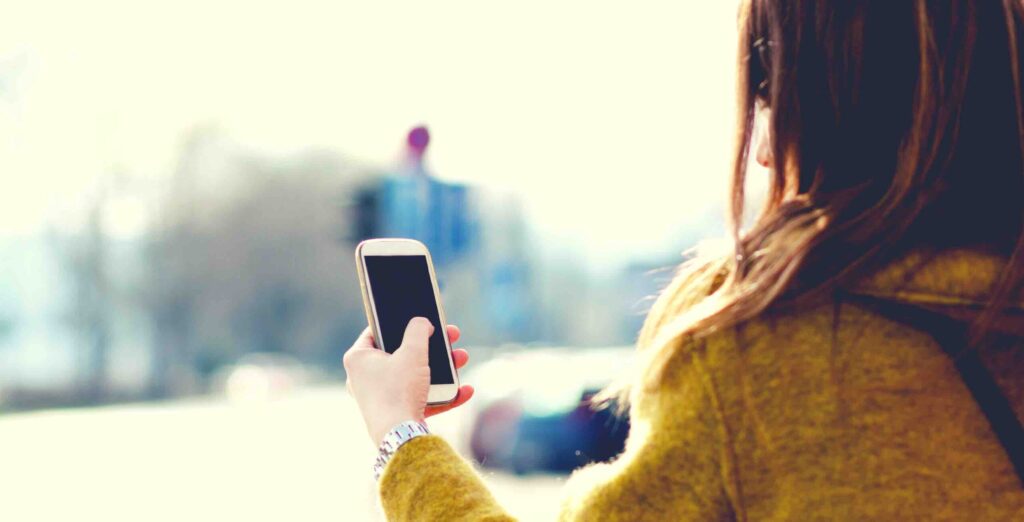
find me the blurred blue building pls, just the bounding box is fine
[350,125,538,344]
[376,175,475,267]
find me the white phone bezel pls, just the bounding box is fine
[355,238,459,405]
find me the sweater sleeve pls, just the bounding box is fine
[378,434,517,521]
[378,348,734,522]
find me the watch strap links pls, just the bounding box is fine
[373,420,430,481]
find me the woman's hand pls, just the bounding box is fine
[343,317,475,446]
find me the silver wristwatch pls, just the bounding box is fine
[372,420,431,481]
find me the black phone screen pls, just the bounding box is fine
[364,255,455,384]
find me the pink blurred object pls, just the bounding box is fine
[405,125,431,176]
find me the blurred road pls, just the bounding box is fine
[0,387,565,521]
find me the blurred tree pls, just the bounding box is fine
[53,194,113,403]
[143,128,371,397]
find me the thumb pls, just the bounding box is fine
[396,317,434,363]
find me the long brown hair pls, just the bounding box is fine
[603,0,1024,405]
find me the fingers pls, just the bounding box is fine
[350,321,458,368]
[358,324,455,348]
[447,326,466,369]
[424,385,475,418]
[446,325,461,344]
[451,348,469,370]
[343,327,378,373]
[356,327,376,349]
[396,317,434,362]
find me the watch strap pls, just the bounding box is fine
[372,420,430,481]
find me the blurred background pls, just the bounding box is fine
[0,1,742,520]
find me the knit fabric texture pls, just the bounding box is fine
[379,249,1024,521]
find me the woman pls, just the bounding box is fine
[344,0,1024,519]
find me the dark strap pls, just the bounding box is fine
[845,294,1024,487]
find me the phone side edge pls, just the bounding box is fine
[423,246,460,405]
[354,245,384,352]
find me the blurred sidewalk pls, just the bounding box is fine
[0,386,564,521]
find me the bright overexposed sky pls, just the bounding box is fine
[0,0,740,266]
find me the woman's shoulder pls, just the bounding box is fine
[642,247,1021,414]
[649,247,1020,369]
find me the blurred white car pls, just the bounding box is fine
[212,353,318,403]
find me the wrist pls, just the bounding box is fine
[372,419,430,481]
[372,411,424,446]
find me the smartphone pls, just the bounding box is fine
[355,238,459,405]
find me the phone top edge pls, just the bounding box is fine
[357,238,430,256]
[357,238,427,247]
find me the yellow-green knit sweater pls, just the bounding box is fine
[379,250,1024,520]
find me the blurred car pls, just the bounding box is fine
[464,347,633,474]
